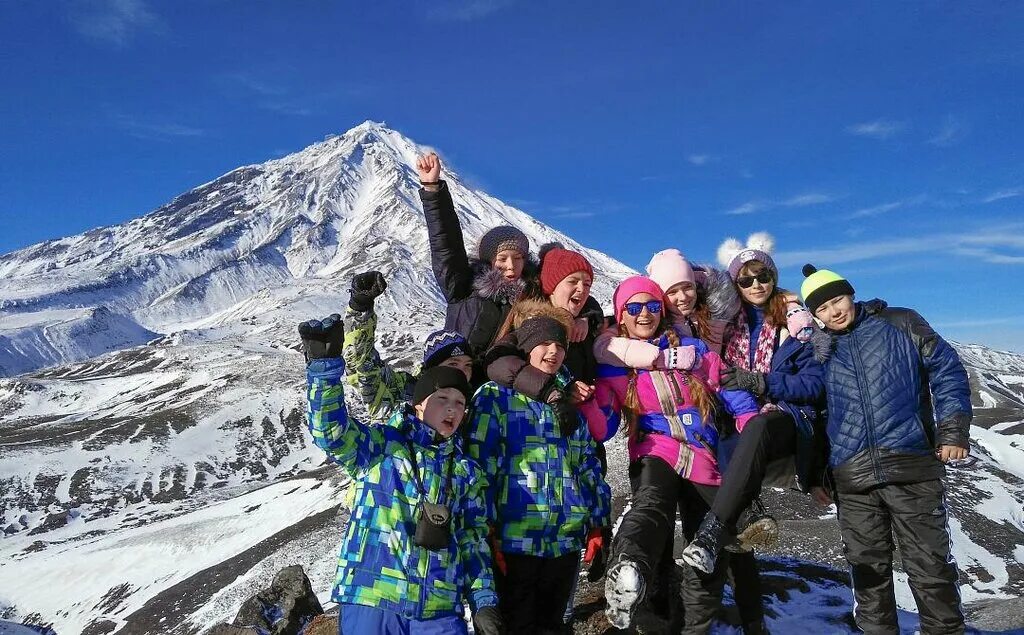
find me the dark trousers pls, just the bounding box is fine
[496,551,579,633]
[835,480,964,635]
[615,457,728,634]
[712,411,797,524]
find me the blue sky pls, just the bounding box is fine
[2,1,1023,351]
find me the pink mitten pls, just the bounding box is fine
[786,302,814,343]
[654,345,699,371]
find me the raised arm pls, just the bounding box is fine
[342,271,415,419]
[300,316,391,475]
[417,153,474,303]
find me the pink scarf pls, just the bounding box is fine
[724,309,777,374]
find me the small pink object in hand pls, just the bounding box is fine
[655,345,699,371]
[786,303,814,343]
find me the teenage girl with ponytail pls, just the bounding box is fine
[582,276,759,633]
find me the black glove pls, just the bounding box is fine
[349,271,387,312]
[297,314,344,362]
[472,605,504,635]
[587,525,614,582]
[721,366,766,397]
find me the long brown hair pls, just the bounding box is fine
[619,323,718,441]
[738,261,788,327]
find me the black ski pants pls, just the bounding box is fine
[835,479,964,635]
[495,551,579,634]
[711,411,797,524]
[615,456,728,634]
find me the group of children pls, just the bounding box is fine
[299,152,974,635]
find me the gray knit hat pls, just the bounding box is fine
[478,226,530,263]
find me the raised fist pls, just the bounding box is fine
[349,271,387,312]
[298,314,344,362]
[416,152,442,184]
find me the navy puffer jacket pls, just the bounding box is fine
[820,299,972,493]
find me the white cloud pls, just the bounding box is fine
[687,154,712,166]
[69,0,159,47]
[782,193,834,207]
[933,316,1024,329]
[724,201,765,215]
[427,0,513,21]
[928,115,967,147]
[983,188,1022,203]
[851,201,903,218]
[776,223,1024,268]
[846,119,905,139]
[724,192,833,215]
[112,113,205,140]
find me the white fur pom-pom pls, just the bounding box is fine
[746,231,775,255]
[717,238,744,268]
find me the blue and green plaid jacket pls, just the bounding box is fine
[466,370,612,558]
[306,357,497,619]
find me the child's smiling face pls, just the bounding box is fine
[528,341,566,374]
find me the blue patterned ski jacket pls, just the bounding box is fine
[306,357,497,619]
[465,370,612,558]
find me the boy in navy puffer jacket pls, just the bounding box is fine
[801,265,971,635]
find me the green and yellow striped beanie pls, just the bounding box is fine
[801,264,855,314]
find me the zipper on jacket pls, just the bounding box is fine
[849,328,882,483]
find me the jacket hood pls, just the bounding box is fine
[507,298,575,334]
[696,265,741,322]
[470,257,540,303]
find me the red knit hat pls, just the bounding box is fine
[540,247,594,295]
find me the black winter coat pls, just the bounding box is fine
[420,182,540,361]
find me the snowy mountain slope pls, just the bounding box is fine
[0,307,157,377]
[0,122,1022,634]
[0,121,632,376]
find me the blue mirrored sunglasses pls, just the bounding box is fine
[624,300,662,316]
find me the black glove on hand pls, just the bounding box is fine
[472,605,504,635]
[720,366,767,397]
[297,314,344,362]
[349,271,387,312]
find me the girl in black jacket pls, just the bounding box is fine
[417,153,540,372]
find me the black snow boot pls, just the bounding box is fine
[680,513,726,574]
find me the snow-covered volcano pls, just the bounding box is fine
[0,122,1022,635]
[0,120,633,376]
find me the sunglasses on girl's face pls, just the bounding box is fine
[625,300,662,316]
[736,271,773,289]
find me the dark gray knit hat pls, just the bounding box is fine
[478,226,530,263]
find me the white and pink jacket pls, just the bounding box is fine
[582,329,759,486]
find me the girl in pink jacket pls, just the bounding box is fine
[585,276,759,633]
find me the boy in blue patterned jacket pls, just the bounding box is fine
[300,314,502,635]
[466,308,612,633]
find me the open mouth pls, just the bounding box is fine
[635,316,654,327]
[568,295,582,312]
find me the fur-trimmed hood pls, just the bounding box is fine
[507,298,574,335]
[470,256,541,304]
[694,264,741,322]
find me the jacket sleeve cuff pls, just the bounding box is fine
[306,357,345,380]
[470,588,499,612]
[418,179,448,199]
[937,412,971,448]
